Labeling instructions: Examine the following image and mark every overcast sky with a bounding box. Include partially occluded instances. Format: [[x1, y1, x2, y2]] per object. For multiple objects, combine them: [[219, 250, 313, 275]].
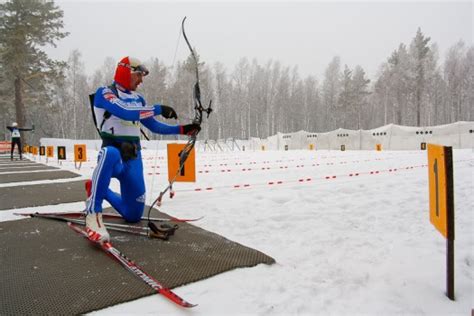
[[48, 0, 473, 80]]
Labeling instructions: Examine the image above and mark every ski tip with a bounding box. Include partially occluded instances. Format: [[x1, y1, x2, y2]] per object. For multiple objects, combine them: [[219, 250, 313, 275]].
[[160, 288, 197, 308], [170, 216, 204, 223], [185, 303, 198, 308], [179, 301, 197, 308], [186, 216, 204, 222], [13, 212, 36, 217]]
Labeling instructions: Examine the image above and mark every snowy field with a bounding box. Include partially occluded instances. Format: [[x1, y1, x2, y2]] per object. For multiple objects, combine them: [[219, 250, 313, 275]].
[[1, 148, 473, 315]]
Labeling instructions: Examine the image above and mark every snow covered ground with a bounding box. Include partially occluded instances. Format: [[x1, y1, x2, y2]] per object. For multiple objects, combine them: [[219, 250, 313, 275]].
[[2, 148, 473, 315]]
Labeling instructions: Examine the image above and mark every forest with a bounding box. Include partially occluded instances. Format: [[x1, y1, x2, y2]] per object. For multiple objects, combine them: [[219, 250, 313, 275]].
[[1, 0, 473, 143]]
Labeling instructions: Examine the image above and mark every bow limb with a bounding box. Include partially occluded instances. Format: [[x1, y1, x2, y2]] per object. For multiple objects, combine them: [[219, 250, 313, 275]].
[[181, 16, 211, 126]]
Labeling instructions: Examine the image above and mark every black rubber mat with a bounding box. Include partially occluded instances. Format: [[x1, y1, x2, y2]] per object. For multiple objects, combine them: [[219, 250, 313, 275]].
[[0, 209, 275, 314], [0, 160, 36, 165], [0, 170, 80, 184], [0, 157, 31, 159], [0, 165, 59, 172], [0, 180, 87, 210], [0, 156, 33, 160]]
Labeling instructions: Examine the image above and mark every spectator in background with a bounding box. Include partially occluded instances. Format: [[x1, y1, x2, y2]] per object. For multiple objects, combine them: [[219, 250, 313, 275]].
[[6, 122, 34, 160]]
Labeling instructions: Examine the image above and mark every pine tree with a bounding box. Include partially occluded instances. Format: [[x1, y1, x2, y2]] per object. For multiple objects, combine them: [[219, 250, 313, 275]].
[[0, 0, 68, 138], [409, 28, 431, 126]]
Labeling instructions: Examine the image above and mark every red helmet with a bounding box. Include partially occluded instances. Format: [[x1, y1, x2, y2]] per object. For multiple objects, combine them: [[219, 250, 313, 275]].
[[114, 56, 149, 90]]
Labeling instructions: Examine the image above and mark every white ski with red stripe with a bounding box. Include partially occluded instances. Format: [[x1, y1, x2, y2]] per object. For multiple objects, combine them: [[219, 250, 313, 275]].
[[67, 222, 196, 308], [15, 211, 203, 223]]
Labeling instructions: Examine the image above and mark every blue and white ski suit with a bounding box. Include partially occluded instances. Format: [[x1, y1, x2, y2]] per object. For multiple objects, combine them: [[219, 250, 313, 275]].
[[87, 84, 180, 222]]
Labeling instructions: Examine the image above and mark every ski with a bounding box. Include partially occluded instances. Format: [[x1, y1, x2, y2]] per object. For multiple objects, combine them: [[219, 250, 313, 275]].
[[24, 213, 174, 239], [15, 211, 203, 223], [67, 222, 196, 308]]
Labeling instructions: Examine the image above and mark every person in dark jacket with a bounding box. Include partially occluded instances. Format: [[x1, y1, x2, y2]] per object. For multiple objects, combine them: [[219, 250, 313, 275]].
[[6, 122, 34, 160]]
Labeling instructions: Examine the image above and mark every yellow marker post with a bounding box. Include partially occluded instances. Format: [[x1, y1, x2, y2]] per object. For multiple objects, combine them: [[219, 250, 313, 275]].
[[167, 144, 196, 182], [74, 144, 87, 170], [376, 144, 382, 151], [31, 146, 38, 156], [57, 146, 66, 164], [427, 144, 455, 300], [74, 144, 87, 162], [47, 146, 54, 158]]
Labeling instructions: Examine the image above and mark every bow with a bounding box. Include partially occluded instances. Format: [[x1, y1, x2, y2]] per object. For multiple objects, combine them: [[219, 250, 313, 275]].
[[147, 17, 212, 221], [177, 16, 212, 169]]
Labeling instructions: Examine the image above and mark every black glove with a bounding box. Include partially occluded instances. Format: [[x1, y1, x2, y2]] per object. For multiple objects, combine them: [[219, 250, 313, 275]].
[[160, 105, 178, 119], [180, 123, 201, 135]]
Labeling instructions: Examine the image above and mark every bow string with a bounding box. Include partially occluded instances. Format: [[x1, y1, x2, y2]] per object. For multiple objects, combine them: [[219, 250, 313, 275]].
[[148, 16, 212, 220]]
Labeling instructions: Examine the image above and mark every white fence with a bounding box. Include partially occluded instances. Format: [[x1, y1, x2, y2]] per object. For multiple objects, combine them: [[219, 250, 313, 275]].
[[40, 121, 473, 153], [226, 121, 474, 151]]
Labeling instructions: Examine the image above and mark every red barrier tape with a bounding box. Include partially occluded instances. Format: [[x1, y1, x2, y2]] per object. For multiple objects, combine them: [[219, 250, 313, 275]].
[[172, 160, 472, 195]]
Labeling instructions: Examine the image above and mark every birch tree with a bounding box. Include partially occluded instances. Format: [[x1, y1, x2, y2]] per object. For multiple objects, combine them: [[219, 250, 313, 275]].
[[351, 65, 371, 130], [464, 47, 474, 121], [444, 41, 470, 122], [232, 58, 250, 138], [338, 65, 353, 128], [322, 56, 341, 131]]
